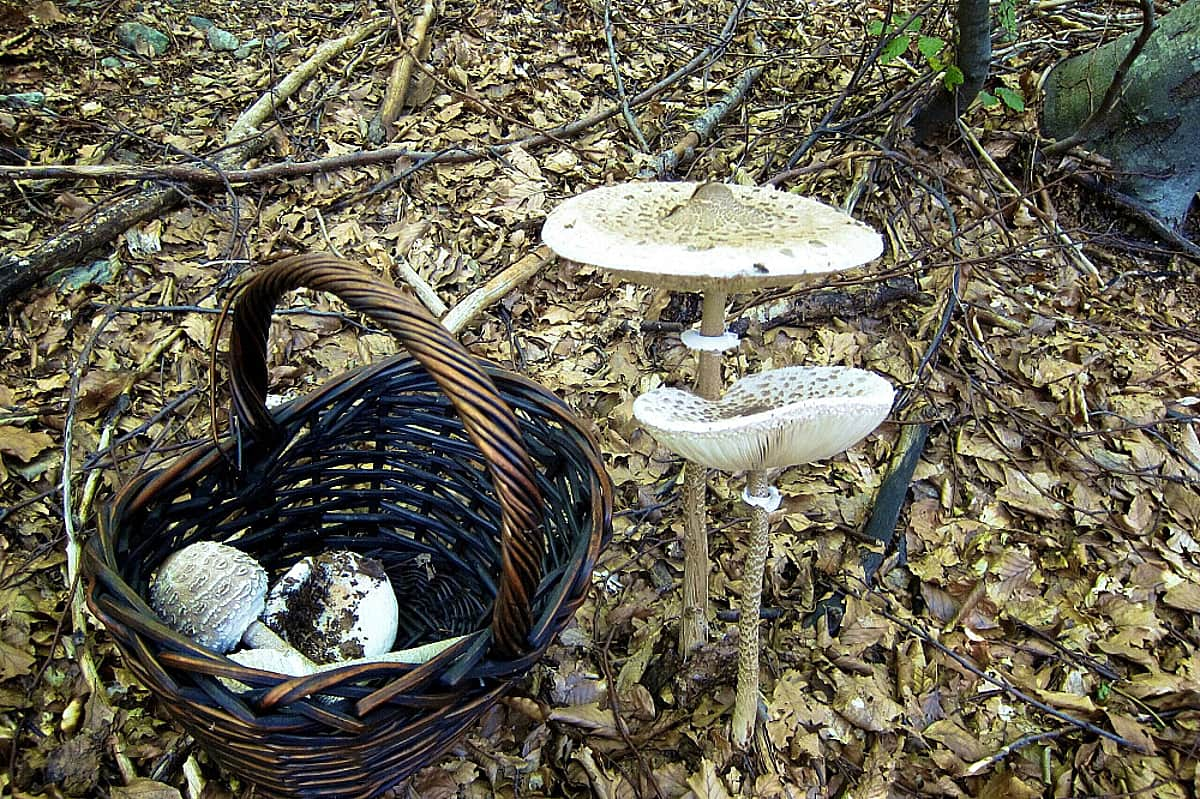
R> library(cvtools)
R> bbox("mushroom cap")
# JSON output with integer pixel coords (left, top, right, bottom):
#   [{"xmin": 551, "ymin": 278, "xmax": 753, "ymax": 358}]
[
  {"xmin": 541, "ymin": 182, "xmax": 883, "ymax": 292},
  {"xmin": 149, "ymin": 541, "xmax": 268, "ymax": 653},
  {"xmin": 632, "ymin": 366, "xmax": 893, "ymax": 472},
  {"xmin": 263, "ymin": 551, "xmax": 400, "ymax": 664}
]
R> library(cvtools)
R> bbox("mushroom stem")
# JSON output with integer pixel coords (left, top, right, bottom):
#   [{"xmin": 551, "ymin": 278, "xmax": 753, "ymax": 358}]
[
  {"xmin": 679, "ymin": 288, "xmax": 729, "ymax": 656},
  {"xmin": 242, "ymin": 621, "xmax": 303, "ymax": 656},
  {"xmin": 732, "ymin": 469, "xmax": 773, "ymax": 749},
  {"xmin": 694, "ymin": 289, "xmax": 727, "ymax": 398}
]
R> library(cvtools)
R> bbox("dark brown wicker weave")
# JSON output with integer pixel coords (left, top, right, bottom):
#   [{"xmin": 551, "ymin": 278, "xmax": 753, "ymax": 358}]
[{"xmin": 83, "ymin": 254, "xmax": 613, "ymax": 798}]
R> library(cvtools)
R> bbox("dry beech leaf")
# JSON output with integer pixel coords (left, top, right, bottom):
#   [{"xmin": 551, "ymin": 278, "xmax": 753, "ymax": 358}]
[
  {"xmin": 685, "ymin": 758, "xmax": 731, "ymax": 799},
  {"xmin": 0, "ymin": 426, "xmax": 54, "ymax": 462},
  {"xmin": 1163, "ymin": 578, "xmax": 1200, "ymax": 613},
  {"xmin": 922, "ymin": 719, "xmax": 991, "ymax": 763},
  {"xmin": 108, "ymin": 778, "xmax": 182, "ymax": 799},
  {"xmin": 546, "ymin": 702, "xmax": 618, "ymax": 736}
]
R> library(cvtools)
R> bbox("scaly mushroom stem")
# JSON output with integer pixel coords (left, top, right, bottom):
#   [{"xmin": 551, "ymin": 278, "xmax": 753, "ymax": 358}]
[
  {"xmin": 732, "ymin": 469, "xmax": 772, "ymax": 748},
  {"xmin": 679, "ymin": 288, "xmax": 728, "ymax": 656}
]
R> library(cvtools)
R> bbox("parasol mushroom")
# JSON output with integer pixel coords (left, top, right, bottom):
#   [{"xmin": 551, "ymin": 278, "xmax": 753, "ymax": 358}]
[
  {"xmin": 263, "ymin": 550, "xmax": 400, "ymax": 664},
  {"xmin": 632, "ymin": 365, "xmax": 893, "ymax": 746},
  {"xmin": 543, "ymin": 181, "xmax": 882, "ymax": 654},
  {"xmin": 149, "ymin": 542, "xmax": 467, "ymax": 689}
]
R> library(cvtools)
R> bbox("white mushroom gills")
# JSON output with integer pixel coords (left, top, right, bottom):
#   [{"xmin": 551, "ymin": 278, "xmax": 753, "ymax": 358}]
[
  {"xmin": 632, "ymin": 366, "xmax": 895, "ymax": 472},
  {"xmin": 633, "ymin": 365, "xmax": 893, "ymax": 748}
]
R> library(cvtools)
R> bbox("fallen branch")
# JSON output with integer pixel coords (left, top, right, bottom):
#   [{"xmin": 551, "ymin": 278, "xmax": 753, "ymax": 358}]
[
  {"xmin": 5, "ymin": 0, "xmax": 754, "ymax": 201},
  {"xmin": 0, "ymin": 20, "xmax": 386, "ymax": 306},
  {"xmin": 441, "ymin": 246, "xmax": 552, "ymax": 334},
  {"xmin": 604, "ymin": 0, "xmax": 650, "ymax": 151},
  {"xmin": 758, "ymin": 277, "xmax": 926, "ymax": 329},
  {"xmin": 370, "ymin": 0, "xmax": 439, "ymax": 143},
  {"xmin": 876, "ymin": 599, "xmax": 1149, "ymax": 754},
  {"xmin": 640, "ymin": 35, "xmax": 764, "ymax": 178}
]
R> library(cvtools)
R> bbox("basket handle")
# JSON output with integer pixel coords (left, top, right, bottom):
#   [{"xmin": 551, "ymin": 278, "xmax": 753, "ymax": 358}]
[{"xmin": 224, "ymin": 252, "xmax": 543, "ymax": 658}]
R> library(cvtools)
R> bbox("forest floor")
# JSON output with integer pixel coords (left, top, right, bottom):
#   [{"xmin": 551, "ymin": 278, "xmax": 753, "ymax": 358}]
[{"xmin": 2, "ymin": 0, "xmax": 1199, "ymax": 797}]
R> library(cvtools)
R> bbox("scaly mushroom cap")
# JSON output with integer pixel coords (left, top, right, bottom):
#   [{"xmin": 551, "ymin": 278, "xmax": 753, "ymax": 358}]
[
  {"xmin": 633, "ymin": 366, "xmax": 893, "ymax": 472},
  {"xmin": 263, "ymin": 550, "xmax": 399, "ymax": 664},
  {"xmin": 149, "ymin": 541, "xmax": 268, "ymax": 653},
  {"xmin": 541, "ymin": 182, "xmax": 883, "ymax": 292}
]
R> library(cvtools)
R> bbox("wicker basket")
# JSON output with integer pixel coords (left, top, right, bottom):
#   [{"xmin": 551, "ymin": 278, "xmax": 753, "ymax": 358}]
[{"xmin": 83, "ymin": 254, "xmax": 613, "ymax": 798}]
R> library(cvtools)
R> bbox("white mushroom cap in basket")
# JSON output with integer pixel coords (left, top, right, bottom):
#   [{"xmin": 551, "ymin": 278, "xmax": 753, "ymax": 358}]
[
  {"xmin": 632, "ymin": 366, "xmax": 894, "ymax": 472},
  {"xmin": 541, "ymin": 182, "xmax": 883, "ymax": 292},
  {"xmin": 149, "ymin": 540, "xmax": 270, "ymax": 653},
  {"xmin": 264, "ymin": 550, "xmax": 399, "ymax": 664}
]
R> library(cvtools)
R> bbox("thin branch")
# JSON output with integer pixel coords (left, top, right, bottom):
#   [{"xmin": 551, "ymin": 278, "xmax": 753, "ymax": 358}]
[
  {"xmin": 964, "ymin": 727, "xmax": 1075, "ymax": 777},
  {"xmin": 877, "ymin": 600, "xmax": 1150, "ymax": 754},
  {"xmin": 371, "ymin": 0, "xmax": 439, "ymax": 143},
  {"xmin": 441, "ymin": 246, "xmax": 553, "ymax": 334},
  {"xmin": 0, "ymin": 21, "xmax": 386, "ymax": 305},
  {"xmin": 2, "ymin": 0, "xmax": 753, "ymax": 195},
  {"xmin": 1042, "ymin": 0, "xmax": 1156, "ymax": 156},
  {"xmin": 604, "ymin": 0, "xmax": 650, "ymax": 152},
  {"xmin": 641, "ymin": 34, "xmax": 764, "ymax": 178}
]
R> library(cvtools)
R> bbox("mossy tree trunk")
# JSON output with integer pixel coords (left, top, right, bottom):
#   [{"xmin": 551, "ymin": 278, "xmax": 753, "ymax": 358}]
[{"xmin": 1041, "ymin": 0, "xmax": 1200, "ymax": 229}]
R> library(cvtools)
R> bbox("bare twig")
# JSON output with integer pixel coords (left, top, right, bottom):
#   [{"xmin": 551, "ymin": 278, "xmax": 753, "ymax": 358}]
[
  {"xmin": 441, "ymin": 246, "xmax": 552, "ymax": 334},
  {"xmin": 877, "ymin": 600, "xmax": 1149, "ymax": 753},
  {"xmin": 371, "ymin": 0, "xmax": 439, "ymax": 143},
  {"xmin": 3, "ymin": 0, "xmax": 753, "ymax": 201},
  {"xmin": 0, "ymin": 21, "xmax": 386, "ymax": 305},
  {"xmin": 1042, "ymin": 0, "xmax": 1156, "ymax": 156},
  {"xmin": 964, "ymin": 727, "xmax": 1074, "ymax": 776},
  {"xmin": 958, "ymin": 121, "xmax": 1100, "ymax": 281},
  {"xmin": 641, "ymin": 34, "xmax": 764, "ymax": 178},
  {"xmin": 604, "ymin": 0, "xmax": 651, "ymax": 152},
  {"xmin": 226, "ymin": 20, "xmax": 388, "ymax": 146}
]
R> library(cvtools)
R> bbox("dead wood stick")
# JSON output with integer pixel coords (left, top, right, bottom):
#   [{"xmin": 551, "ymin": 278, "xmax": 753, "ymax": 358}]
[
  {"xmin": 2, "ymin": 2, "xmax": 752, "ymax": 194},
  {"xmin": 641, "ymin": 35, "xmax": 764, "ymax": 178},
  {"xmin": 0, "ymin": 21, "xmax": 385, "ymax": 307},
  {"xmin": 758, "ymin": 277, "xmax": 925, "ymax": 329},
  {"xmin": 441, "ymin": 246, "xmax": 552, "ymax": 334},
  {"xmin": 227, "ymin": 19, "xmax": 387, "ymax": 145},
  {"xmin": 334, "ymin": 0, "xmax": 751, "ymax": 212},
  {"xmin": 385, "ymin": 218, "xmax": 447, "ymax": 316},
  {"xmin": 370, "ymin": 0, "xmax": 438, "ymax": 143}
]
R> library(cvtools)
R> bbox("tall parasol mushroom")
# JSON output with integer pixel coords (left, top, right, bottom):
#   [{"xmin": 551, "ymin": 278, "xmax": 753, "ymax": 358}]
[
  {"xmin": 633, "ymin": 365, "xmax": 893, "ymax": 746},
  {"xmin": 542, "ymin": 181, "xmax": 882, "ymax": 654}
]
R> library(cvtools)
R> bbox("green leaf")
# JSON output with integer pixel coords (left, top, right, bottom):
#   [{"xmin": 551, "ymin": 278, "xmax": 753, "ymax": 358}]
[
  {"xmin": 943, "ymin": 65, "xmax": 965, "ymax": 90},
  {"xmin": 977, "ymin": 90, "xmax": 999, "ymax": 108},
  {"xmin": 904, "ymin": 14, "xmax": 923, "ymax": 32},
  {"xmin": 917, "ymin": 35, "xmax": 945, "ymax": 60},
  {"xmin": 867, "ymin": 19, "xmax": 885, "ymax": 36},
  {"xmin": 880, "ymin": 35, "xmax": 910, "ymax": 64},
  {"xmin": 996, "ymin": 86, "xmax": 1026, "ymax": 112},
  {"xmin": 997, "ymin": 0, "xmax": 1018, "ymax": 39}
]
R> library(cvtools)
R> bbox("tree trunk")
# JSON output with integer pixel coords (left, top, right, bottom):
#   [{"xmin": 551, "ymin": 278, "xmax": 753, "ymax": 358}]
[
  {"xmin": 910, "ymin": 0, "xmax": 992, "ymax": 142},
  {"xmin": 1041, "ymin": 0, "xmax": 1200, "ymax": 229}
]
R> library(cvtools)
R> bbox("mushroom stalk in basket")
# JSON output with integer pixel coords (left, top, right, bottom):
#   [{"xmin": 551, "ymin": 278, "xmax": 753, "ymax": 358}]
[
  {"xmin": 543, "ymin": 181, "xmax": 882, "ymax": 656},
  {"xmin": 633, "ymin": 366, "xmax": 893, "ymax": 747}
]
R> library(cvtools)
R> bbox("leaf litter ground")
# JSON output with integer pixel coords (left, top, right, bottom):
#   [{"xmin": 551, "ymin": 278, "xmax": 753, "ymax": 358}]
[{"xmin": 1, "ymin": 0, "xmax": 1198, "ymax": 797}]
